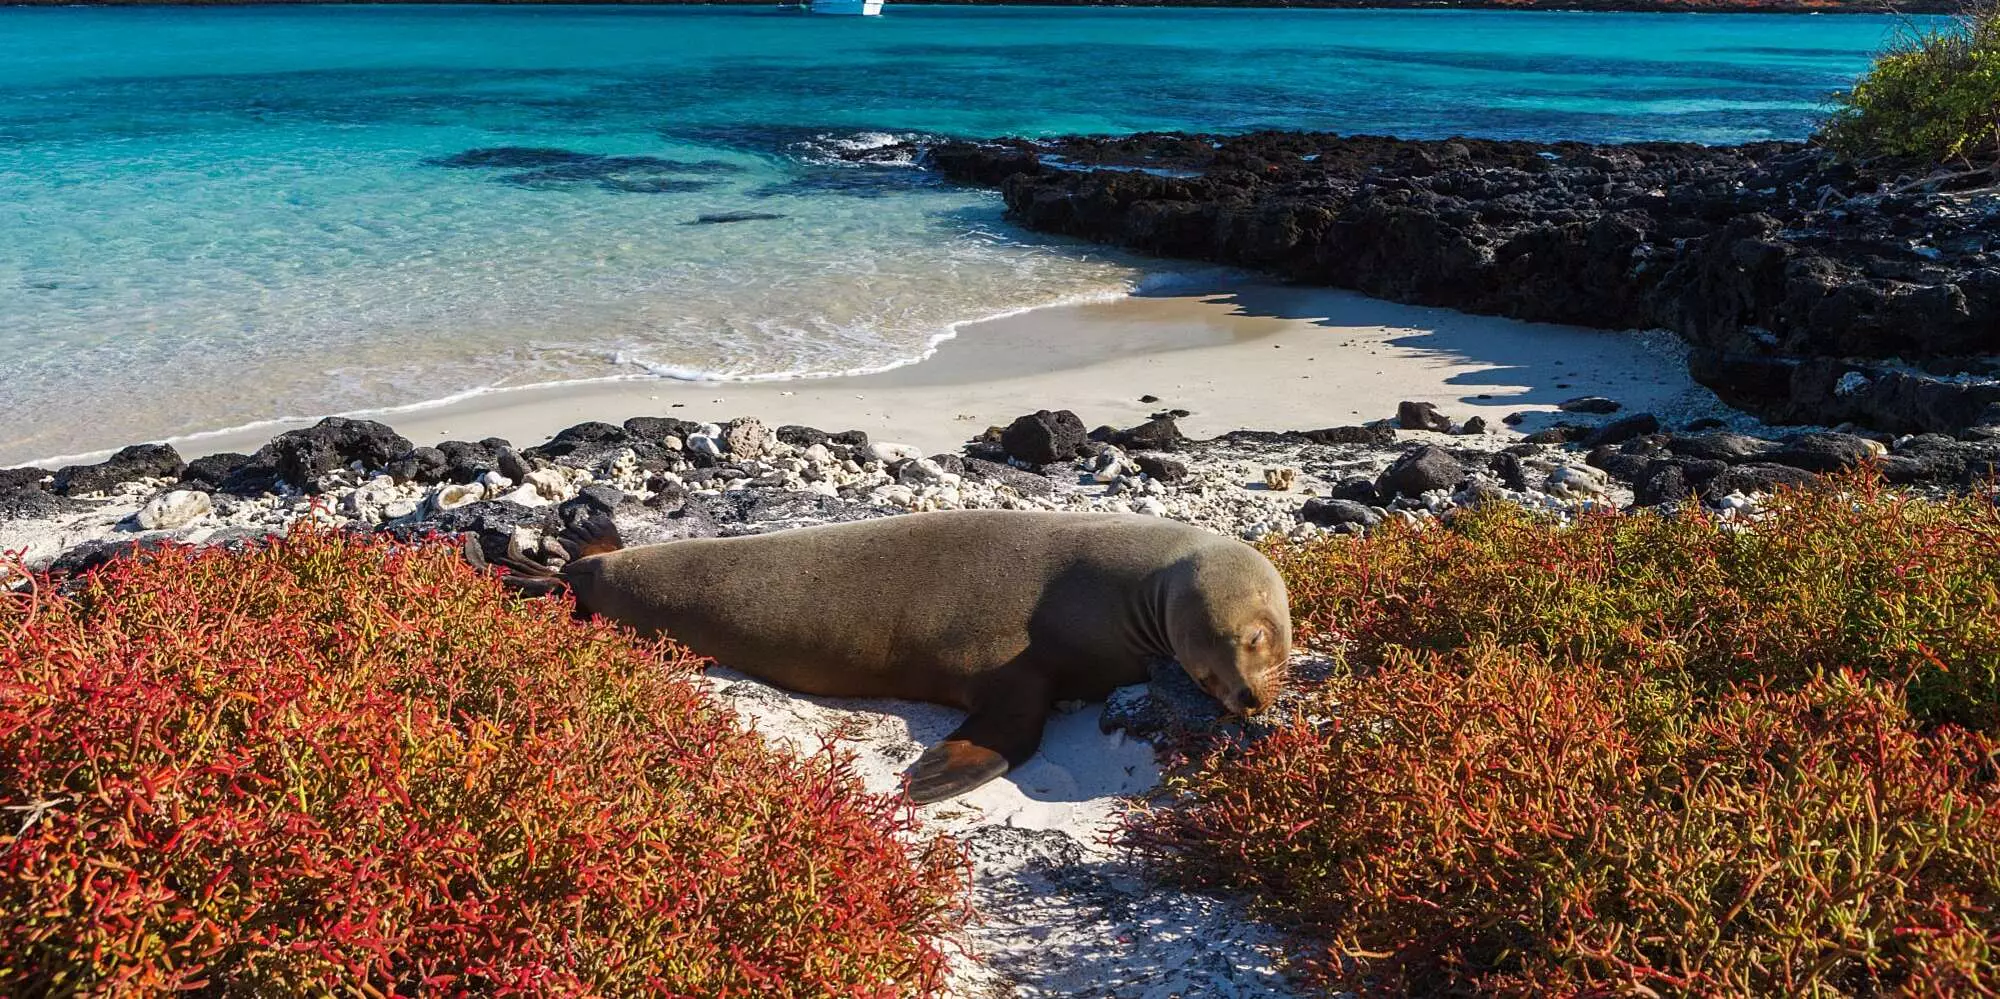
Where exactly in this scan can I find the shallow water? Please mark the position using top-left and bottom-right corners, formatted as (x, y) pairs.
(0, 4), (1915, 463)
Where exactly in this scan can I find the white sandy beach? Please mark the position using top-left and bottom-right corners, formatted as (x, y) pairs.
(30, 282), (1728, 469)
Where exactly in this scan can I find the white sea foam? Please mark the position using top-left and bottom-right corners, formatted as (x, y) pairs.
(789, 130), (931, 167)
(21, 271), (1249, 469)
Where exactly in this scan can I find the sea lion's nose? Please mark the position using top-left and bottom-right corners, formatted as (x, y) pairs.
(1233, 688), (1267, 715)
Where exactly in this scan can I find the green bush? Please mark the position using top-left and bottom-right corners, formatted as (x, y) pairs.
(1820, 3), (2000, 164)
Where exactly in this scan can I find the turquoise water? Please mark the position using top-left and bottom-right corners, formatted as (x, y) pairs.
(0, 5), (1914, 463)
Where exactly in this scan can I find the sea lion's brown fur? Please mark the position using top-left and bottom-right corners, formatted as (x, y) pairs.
(556, 510), (1291, 802)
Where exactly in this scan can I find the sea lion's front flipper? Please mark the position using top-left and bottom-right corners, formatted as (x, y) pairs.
(905, 670), (1051, 804)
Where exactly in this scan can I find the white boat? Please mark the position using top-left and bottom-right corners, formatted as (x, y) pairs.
(810, 0), (883, 14)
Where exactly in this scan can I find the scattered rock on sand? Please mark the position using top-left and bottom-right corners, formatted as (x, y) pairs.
(1560, 396), (1623, 415)
(430, 482), (485, 513)
(0, 467), (51, 494)
(179, 452), (251, 491)
(437, 439), (512, 483)
(897, 457), (950, 486)
(1133, 453), (1188, 484)
(1376, 445), (1464, 499)
(256, 418), (412, 493)
(130, 489), (213, 531)
(1667, 431), (1778, 464)
(54, 443), (186, 497)
(1328, 476), (1381, 505)
(722, 417), (774, 459)
(1765, 432), (1886, 473)
(1634, 462), (1693, 507)
(1299, 497), (1381, 529)
(1705, 462), (1820, 499)
(1105, 415), (1186, 452)
(867, 441), (924, 465)
(1488, 451), (1528, 491)
(1001, 409), (1090, 465)
(386, 446), (450, 485)
(1545, 463), (1612, 500)
(1582, 413), (1661, 448)
(1397, 400), (1452, 432)
(1300, 425), (1397, 446)
(627, 416), (704, 444)
(533, 422), (626, 459)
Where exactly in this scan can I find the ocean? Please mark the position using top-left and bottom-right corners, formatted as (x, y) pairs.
(0, 4), (1914, 463)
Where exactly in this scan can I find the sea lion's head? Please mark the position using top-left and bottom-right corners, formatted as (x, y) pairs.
(1165, 546), (1292, 716)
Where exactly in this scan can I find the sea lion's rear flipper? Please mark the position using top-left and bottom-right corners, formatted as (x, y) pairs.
(559, 514), (625, 561)
(905, 671), (1050, 804)
(905, 740), (1011, 804)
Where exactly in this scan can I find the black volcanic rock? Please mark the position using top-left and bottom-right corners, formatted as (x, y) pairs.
(1396, 401), (1452, 432)
(530, 422), (627, 460)
(1, 488), (74, 520)
(1133, 453), (1188, 484)
(1634, 461), (1693, 507)
(1705, 462), (1818, 498)
(627, 416), (705, 444)
(258, 418), (413, 493)
(48, 537), (176, 577)
(1581, 413), (1661, 448)
(1299, 497), (1381, 529)
(963, 457), (1055, 496)
(1487, 452), (1527, 491)
(1376, 445), (1464, 499)
(1300, 426), (1397, 447)
(1559, 396), (1622, 415)
(1586, 446), (1654, 484)
(54, 444), (186, 496)
(0, 464), (75, 520)
(0, 467), (51, 494)
(437, 439), (514, 483)
(1001, 410), (1090, 465)
(1765, 433), (1883, 474)
(777, 425), (870, 455)
(928, 131), (2000, 434)
(1106, 416), (1187, 452)
(180, 452), (252, 491)
(1524, 426), (1584, 445)
(1666, 432), (1777, 465)
(387, 446), (451, 485)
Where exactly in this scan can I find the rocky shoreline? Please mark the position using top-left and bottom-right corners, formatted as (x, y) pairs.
(6, 399), (1996, 583)
(917, 132), (2000, 437)
(6, 404), (1995, 997)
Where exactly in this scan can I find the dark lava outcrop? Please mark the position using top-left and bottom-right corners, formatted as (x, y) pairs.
(923, 131), (2000, 435)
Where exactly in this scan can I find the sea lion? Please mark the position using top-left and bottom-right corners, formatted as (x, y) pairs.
(507, 510), (1291, 803)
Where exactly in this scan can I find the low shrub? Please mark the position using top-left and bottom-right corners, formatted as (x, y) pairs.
(1133, 649), (2000, 995)
(0, 525), (966, 996)
(1269, 473), (2000, 730)
(1132, 475), (2000, 995)
(1819, 2), (2000, 165)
